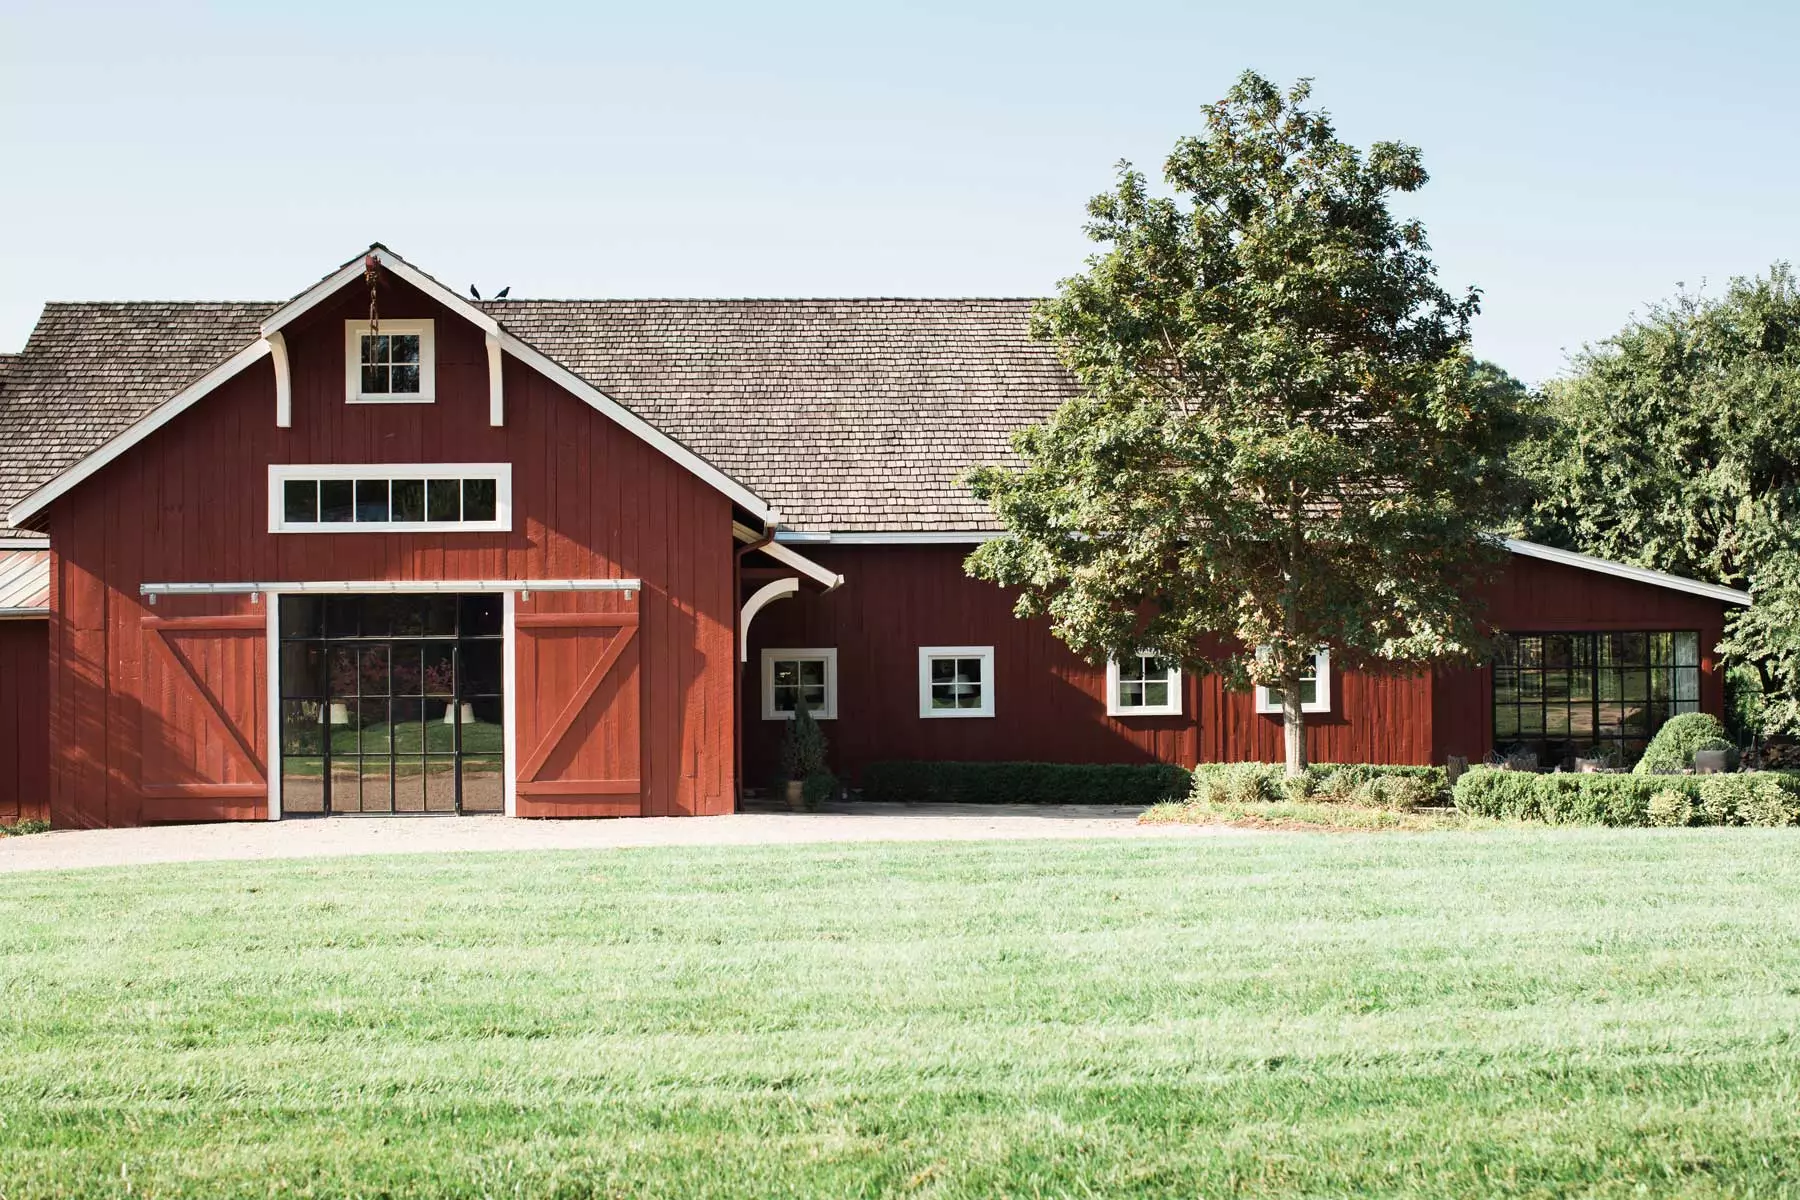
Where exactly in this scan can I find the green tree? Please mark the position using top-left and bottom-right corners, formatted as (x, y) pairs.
(1517, 266), (1800, 731)
(967, 71), (1530, 776)
(1518, 267), (1800, 586)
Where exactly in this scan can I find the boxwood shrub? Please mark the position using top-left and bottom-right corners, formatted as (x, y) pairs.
(1453, 766), (1800, 826)
(1633, 712), (1732, 774)
(1188, 762), (1451, 808)
(859, 761), (1192, 805)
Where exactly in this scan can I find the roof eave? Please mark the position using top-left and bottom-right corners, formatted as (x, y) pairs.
(1504, 538), (1750, 605)
(9, 339), (273, 527)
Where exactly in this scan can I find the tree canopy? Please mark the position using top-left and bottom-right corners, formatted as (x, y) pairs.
(967, 71), (1531, 773)
(1516, 265), (1800, 732)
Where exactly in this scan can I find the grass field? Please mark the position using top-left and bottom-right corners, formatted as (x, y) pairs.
(4, 830), (1800, 1197)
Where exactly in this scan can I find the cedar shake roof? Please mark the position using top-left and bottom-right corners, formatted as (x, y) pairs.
(0, 302), (275, 539)
(488, 299), (1073, 530)
(0, 297), (1072, 535)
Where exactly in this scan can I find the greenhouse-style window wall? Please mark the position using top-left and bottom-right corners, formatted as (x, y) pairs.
(1492, 631), (1701, 768)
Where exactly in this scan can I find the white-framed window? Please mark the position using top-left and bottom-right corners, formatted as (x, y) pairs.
(761, 648), (838, 720)
(919, 646), (995, 718)
(1107, 652), (1183, 717)
(1255, 648), (1333, 715)
(269, 464), (511, 533)
(345, 319), (436, 403)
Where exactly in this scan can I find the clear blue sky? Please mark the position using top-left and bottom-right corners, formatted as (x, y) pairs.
(2, 0), (1796, 384)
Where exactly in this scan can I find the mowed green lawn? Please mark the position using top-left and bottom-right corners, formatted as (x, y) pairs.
(4, 831), (1800, 1198)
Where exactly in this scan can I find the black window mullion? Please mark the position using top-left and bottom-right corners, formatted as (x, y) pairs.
(452, 642), (463, 815)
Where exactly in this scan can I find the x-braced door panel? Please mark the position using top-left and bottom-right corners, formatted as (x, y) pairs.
(139, 597), (268, 821)
(514, 590), (641, 816)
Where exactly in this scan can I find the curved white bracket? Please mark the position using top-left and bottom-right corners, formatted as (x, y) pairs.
(267, 331), (292, 428)
(486, 332), (504, 426)
(740, 576), (800, 662)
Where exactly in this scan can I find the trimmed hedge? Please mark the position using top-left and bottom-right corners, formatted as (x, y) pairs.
(860, 761), (1192, 805)
(1453, 766), (1800, 826)
(1189, 763), (1451, 808)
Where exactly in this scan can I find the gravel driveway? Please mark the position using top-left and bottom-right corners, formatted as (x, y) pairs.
(0, 803), (1252, 874)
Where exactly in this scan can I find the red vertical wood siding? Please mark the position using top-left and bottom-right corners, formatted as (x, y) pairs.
(0, 620), (48, 823)
(45, 278), (736, 826)
(1198, 663), (1434, 766)
(743, 544), (1735, 781)
(742, 545), (1200, 785)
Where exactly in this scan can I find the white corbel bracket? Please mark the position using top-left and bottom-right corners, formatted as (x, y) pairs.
(487, 333), (504, 426)
(267, 331), (292, 428)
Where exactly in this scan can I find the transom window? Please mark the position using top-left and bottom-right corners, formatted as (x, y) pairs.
(919, 646), (995, 718)
(345, 319), (435, 402)
(761, 648), (838, 720)
(1108, 653), (1182, 716)
(1493, 631), (1701, 768)
(1255, 649), (1332, 715)
(269, 464), (510, 533)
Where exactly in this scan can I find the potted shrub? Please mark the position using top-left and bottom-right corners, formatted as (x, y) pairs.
(1692, 737), (1738, 774)
(778, 697), (830, 811)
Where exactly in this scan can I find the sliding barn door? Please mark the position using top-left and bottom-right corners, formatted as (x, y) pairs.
(138, 595), (268, 821)
(514, 589), (641, 817)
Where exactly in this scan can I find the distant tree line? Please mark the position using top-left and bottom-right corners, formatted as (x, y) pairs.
(1513, 265), (1800, 738)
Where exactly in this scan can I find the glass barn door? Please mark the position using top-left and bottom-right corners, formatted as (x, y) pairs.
(277, 594), (505, 815)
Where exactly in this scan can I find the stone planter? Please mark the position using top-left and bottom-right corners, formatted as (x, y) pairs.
(1693, 749), (1729, 774)
(784, 779), (805, 811)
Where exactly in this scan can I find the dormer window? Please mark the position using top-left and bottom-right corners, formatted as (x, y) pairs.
(345, 319), (435, 403)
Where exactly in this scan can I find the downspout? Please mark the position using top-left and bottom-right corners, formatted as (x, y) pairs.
(732, 530), (775, 811)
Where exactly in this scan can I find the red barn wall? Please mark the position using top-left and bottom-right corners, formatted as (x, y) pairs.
(45, 279), (737, 827)
(741, 545), (1199, 786)
(743, 544), (1732, 782)
(0, 619), (48, 823)
(1430, 553), (1730, 764)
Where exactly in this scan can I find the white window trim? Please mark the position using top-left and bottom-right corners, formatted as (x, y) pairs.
(268, 463), (512, 533)
(345, 319), (436, 403)
(1106, 653), (1183, 717)
(1255, 648), (1332, 715)
(760, 648), (839, 721)
(918, 645), (996, 719)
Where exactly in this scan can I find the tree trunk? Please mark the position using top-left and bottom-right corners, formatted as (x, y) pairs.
(1282, 680), (1308, 777)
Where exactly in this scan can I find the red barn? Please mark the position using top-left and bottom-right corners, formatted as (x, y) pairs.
(0, 247), (1748, 826)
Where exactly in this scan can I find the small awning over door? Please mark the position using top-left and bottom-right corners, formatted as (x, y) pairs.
(733, 522), (843, 661)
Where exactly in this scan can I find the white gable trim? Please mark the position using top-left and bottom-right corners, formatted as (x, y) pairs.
(769, 531), (1749, 607)
(775, 530), (1001, 545)
(1502, 539), (1750, 606)
(8, 246), (777, 528)
(10, 339), (273, 525)
(258, 247), (499, 340)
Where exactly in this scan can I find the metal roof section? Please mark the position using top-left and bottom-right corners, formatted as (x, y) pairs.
(0, 543), (49, 616)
